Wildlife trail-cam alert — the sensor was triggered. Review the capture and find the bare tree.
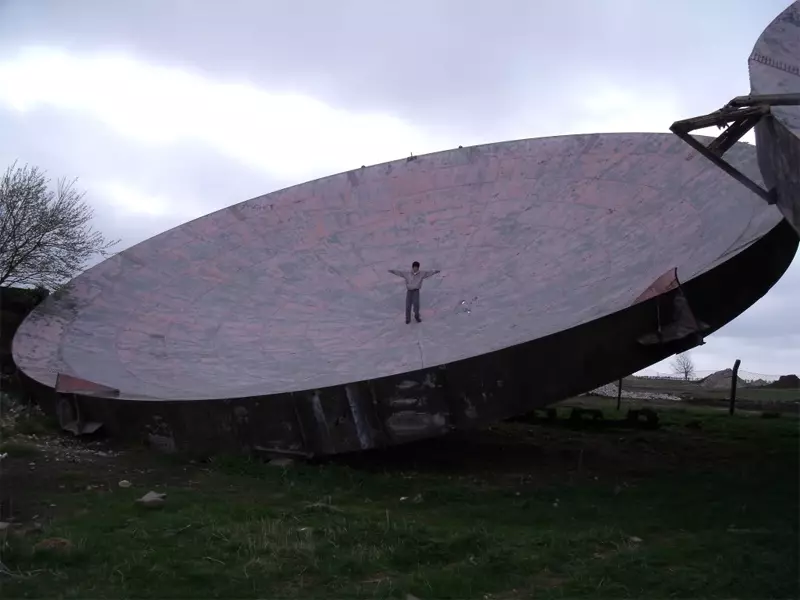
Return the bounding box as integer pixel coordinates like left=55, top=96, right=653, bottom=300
left=671, top=352, right=695, bottom=381
left=0, top=162, right=118, bottom=289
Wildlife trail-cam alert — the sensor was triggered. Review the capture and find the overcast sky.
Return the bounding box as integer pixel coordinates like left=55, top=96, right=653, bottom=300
left=0, top=0, right=797, bottom=378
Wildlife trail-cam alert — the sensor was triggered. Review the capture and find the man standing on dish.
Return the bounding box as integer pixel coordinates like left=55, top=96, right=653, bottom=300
left=388, top=261, right=441, bottom=324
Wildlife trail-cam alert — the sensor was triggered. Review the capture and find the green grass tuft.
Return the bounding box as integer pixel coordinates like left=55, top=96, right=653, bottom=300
left=0, top=403, right=797, bottom=599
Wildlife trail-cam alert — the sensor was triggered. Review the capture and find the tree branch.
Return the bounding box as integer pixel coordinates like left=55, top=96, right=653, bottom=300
left=0, top=162, right=119, bottom=289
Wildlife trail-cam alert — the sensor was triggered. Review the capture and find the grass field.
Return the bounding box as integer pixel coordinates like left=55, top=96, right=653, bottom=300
left=0, top=400, right=798, bottom=599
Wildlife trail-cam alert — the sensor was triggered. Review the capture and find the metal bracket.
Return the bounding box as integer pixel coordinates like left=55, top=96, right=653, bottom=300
left=670, top=93, right=800, bottom=204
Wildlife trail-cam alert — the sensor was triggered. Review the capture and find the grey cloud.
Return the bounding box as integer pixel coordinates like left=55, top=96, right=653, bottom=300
left=0, top=106, right=288, bottom=252
left=1, top=0, right=792, bottom=140
left=0, top=108, right=284, bottom=212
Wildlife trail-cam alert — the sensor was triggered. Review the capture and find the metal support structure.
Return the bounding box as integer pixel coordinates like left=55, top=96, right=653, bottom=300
left=729, top=359, right=742, bottom=416
left=727, top=93, right=800, bottom=108
left=670, top=93, right=800, bottom=204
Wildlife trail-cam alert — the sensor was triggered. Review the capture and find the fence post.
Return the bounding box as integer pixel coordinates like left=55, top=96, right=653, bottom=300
left=729, top=359, right=741, bottom=416
left=616, top=378, right=623, bottom=411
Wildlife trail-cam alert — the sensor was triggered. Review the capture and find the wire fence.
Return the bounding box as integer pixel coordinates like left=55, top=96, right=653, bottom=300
left=634, top=369, right=785, bottom=384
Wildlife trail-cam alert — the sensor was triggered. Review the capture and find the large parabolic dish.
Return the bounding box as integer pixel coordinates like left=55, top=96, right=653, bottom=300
left=749, top=0, right=800, bottom=232
left=12, top=132, right=798, bottom=456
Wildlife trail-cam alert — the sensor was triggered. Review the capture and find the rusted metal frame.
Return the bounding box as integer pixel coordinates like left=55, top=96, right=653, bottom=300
left=670, top=106, right=773, bottom=203
left=673, top=271, right=702, bottom=341
left=707, top=113, right=764, bottom=156
left=649, top=269, right=703, bottom=349
left=673, top=268, right=706, bottom=352
left=726, top=93, right=800, bottom=108
left=670, top=92, right=800, bottom=205
left=672, top=105, right=765, bottom=132
left=670, top=270, right=706, bottom=349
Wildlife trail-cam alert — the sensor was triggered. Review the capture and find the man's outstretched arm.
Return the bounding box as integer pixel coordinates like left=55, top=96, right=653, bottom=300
left=388, top=269, right=407, bottom=277
left=421, top=269, right=441, bottom=279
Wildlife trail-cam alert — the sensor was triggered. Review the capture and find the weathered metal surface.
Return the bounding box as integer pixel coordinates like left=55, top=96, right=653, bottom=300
left=11, top=132, right=798, bottom=456
left=750, top=0, right=800, bottom=232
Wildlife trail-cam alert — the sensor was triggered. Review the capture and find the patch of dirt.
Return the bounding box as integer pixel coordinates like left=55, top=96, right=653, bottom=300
left=0, top=408, right=781, bottom=527
left=0, top=431, right=204, bottom=525
left=330, top=420, right=747, bottom=485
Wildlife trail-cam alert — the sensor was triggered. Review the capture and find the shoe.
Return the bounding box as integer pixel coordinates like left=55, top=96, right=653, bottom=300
left=415, top=316, right=421, bottom=323
left=406, top=319, right=410, bottom=324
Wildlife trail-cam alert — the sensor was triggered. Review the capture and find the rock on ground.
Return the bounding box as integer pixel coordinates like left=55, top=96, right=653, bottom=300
left=587, top=383, right=681, bottom=402
left=136, top=491, right=166, bottom=508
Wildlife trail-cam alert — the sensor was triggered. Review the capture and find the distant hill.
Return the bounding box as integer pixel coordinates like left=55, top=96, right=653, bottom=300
left=699, top=369, right=747, bottom=390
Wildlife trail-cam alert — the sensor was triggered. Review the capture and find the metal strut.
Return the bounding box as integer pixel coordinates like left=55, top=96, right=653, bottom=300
left=670, top=92, right=800, bottom=204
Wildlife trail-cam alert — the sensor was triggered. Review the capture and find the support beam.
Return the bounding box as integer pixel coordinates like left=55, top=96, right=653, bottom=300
left=729, top=359, right=742, bottom=416
left=727, top=93, right=800, bottom=108
left=669, top=93, right=800, bottom=204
